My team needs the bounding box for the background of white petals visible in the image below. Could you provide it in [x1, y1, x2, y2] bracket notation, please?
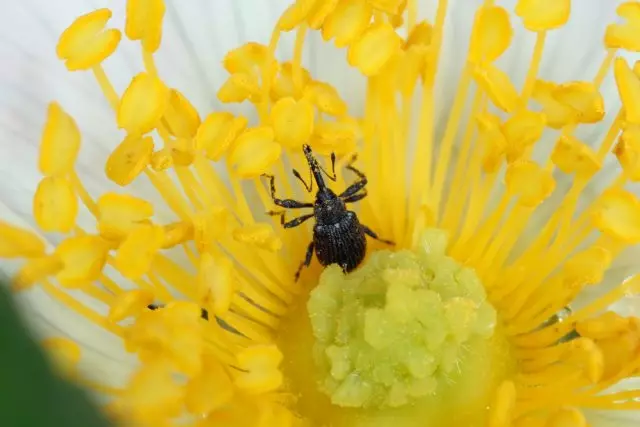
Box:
[0, 0, 639, 422]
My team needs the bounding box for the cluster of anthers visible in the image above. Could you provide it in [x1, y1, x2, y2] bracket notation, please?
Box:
[3, 0, 640, 426]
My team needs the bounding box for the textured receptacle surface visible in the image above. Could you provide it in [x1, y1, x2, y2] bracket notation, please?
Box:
[308, 229, 497, 408]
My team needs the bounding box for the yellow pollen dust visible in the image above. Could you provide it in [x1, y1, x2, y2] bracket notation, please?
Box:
[2, 0, 640, 426]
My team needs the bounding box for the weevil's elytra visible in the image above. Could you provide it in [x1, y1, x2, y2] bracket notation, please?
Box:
[263, 144, 393, 281]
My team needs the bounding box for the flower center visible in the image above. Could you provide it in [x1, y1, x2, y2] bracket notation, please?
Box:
[278, 229, 515, 426]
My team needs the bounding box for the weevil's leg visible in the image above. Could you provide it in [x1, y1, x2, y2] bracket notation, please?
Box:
[267, 211, 314, 228]
[340, 178, 368, 198]
[340, 154, 368, 198]
[346, 153, 365, 179]
[262, 174, 313, 209]
[343, 190, 368, 204]
[362, 224, 394, 245]
[284, 213, 314, 228]
[293, 168, 313, 192]
[295, 241, 315, 282]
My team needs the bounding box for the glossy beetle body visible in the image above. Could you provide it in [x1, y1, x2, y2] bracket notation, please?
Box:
[263, 144, 393, 281]
[313, 195, 366, 272]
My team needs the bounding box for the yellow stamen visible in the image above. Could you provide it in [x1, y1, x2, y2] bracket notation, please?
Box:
[6, 1, 640, 426]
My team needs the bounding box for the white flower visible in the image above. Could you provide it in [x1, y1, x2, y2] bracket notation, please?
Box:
[1, 0, 640, 425]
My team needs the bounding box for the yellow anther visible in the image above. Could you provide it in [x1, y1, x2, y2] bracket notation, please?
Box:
[307, 0, 339, 29]
[303, 81, 348, 116]
[42, 337, 82, 378]
[551, 135, 601, 177]
[115, 224, 165, 279]
[271, 97, 315, 149]
[228, 127, 281, 178]
[162, 89, 201, 138]
[233, 223, 283, 252]
[118, 72, 170, 135]
[615, 126, 640, 180]
[613, 126, 640, 181]
[477, 113, 507, 173]
[0, 221, 47, 258]
[125, 0, 166, 53]
[576, 312, 630, 340]
[159, 302, 204, 376]
[615, 58, 640, 125]
[192, 208, 230, 252]
[169, 138, 195, 166]
[109, 289, 156, 323]
[562, 246, 611, 288]
[105, 135, 154, 186]
[56, 8, 121, 71]
[389, 13, 404, 30]
[348, 22, 402, 77]
[546, 407, 587, 427]
[405, 21, 432, 50]
[473, 64, 520, 113]
[196, 112, 248, 161]
[223, 42, 269, 75]
[39, 103, 81, 176]
[55, 235, 110, 288]
[515, 0, 570, 31]
[13, 256, 64, 291]
[367, 0, 404, 14]
[532, 80, 575, 129]
[165, 300, 202, 321]
[571, 339, 604, 383]
[270, 62, 312, 101]
[33, 176, 78, 233]
[597, 328, 640, 379]
[236, 345, 284, 394]
[505, 160, 555, 207]
[310, 120, 358, 155]
[121, 362, 185, 423]
[322, 0, 372, 48]
[185, 354, 234, 415]
[150, 149, 174, 171]
[97, 192, 154, 241]
[553, 82, 604, 124]
[469, 6, 513, 65]
[395, 49, 427, 97]
[162, 221, 194, 248]
[605, 2, 640, 51]
[278, 0, 316, 31]
[592, 188, 640, 243]
[198, 251, 236, 316]
[487, 380, 516, 427]
[501, 110, 546, 162]
[126, 303, 203, 376]
[218, 72, 262, 103]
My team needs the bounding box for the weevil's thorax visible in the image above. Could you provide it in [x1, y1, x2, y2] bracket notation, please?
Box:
[314, 188, 346, 225]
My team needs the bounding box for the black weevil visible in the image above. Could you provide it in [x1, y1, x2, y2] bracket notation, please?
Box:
[263, 144, 393, 281]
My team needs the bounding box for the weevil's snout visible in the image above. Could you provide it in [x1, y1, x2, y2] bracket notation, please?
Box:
[302, 144, 315, 166]
[302, 144, 313, 159]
